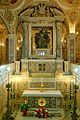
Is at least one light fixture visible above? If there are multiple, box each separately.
[74,68,78,73]
[40,52,45,55]
[6,66,10,72]
[76,32,78,35]
[2,66,14,120]
[16,47,19,51]
[0,42,4,47]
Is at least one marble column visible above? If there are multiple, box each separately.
[56,22,62,59]
[22,22,28,59]
[67,33,76,63]
[8,34,16,63]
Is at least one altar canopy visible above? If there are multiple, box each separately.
[22,90,63,97]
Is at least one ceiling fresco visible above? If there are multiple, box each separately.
[60,0,80,5]
[0,0,24,9]
[0,0,18,4]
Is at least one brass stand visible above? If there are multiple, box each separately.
[71,85,78,120]
[2,83,14,120]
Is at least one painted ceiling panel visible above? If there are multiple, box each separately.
[61,0,79,4]
[0,0,18,4]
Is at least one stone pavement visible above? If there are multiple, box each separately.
[14,110,65,120]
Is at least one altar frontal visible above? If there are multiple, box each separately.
[22,90,63,108]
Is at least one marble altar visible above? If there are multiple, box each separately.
[22,90,63,97]
[22,90,63,109]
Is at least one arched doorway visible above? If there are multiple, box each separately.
[75,22,80,63]
[0,17,8,65]
[16,24,23,61]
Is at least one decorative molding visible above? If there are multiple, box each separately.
[8,34,16,63]
[28,23,56,58]
[20,3,64,19]
[67,33,76,63]
[21,59,63,74]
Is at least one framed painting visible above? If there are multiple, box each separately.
[29,23,56,58]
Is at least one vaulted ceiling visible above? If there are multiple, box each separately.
[0,0,80,9]
[0,0,79,35]
[0,0,80,64]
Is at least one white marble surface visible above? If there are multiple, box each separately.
[22,90,63,97]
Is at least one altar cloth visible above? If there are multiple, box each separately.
[22,90,63,97]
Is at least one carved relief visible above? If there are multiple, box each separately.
[28,61,56,73]
[3,10,14,23]
[70,38,75,62]
[31,26,53,55]
[0,9,17,34]
[9,38,15,63]
[37,3,46,16]
[20,3,64,17]
[56,61,63,72]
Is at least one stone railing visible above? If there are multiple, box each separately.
[70,63,80,82]
[0,63,15,119]
[0,63,15,83]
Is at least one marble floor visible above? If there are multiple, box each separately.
[14,109,66,120]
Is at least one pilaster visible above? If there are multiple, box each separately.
[8,34,16,63]
[67,33,76,63]
[22,22,28,59]
[56,22,62,59]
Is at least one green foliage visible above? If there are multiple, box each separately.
[20,103,30,111]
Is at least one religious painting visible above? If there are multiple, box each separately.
[31,26,53,55]
[35,28,50,48]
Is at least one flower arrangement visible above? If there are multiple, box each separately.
[34,106,50,118]
[20,103,30,111]
[20,103,30,116]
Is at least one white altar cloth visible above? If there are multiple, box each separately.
[22,90,63,97]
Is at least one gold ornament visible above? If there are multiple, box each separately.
[38,98,46,106]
